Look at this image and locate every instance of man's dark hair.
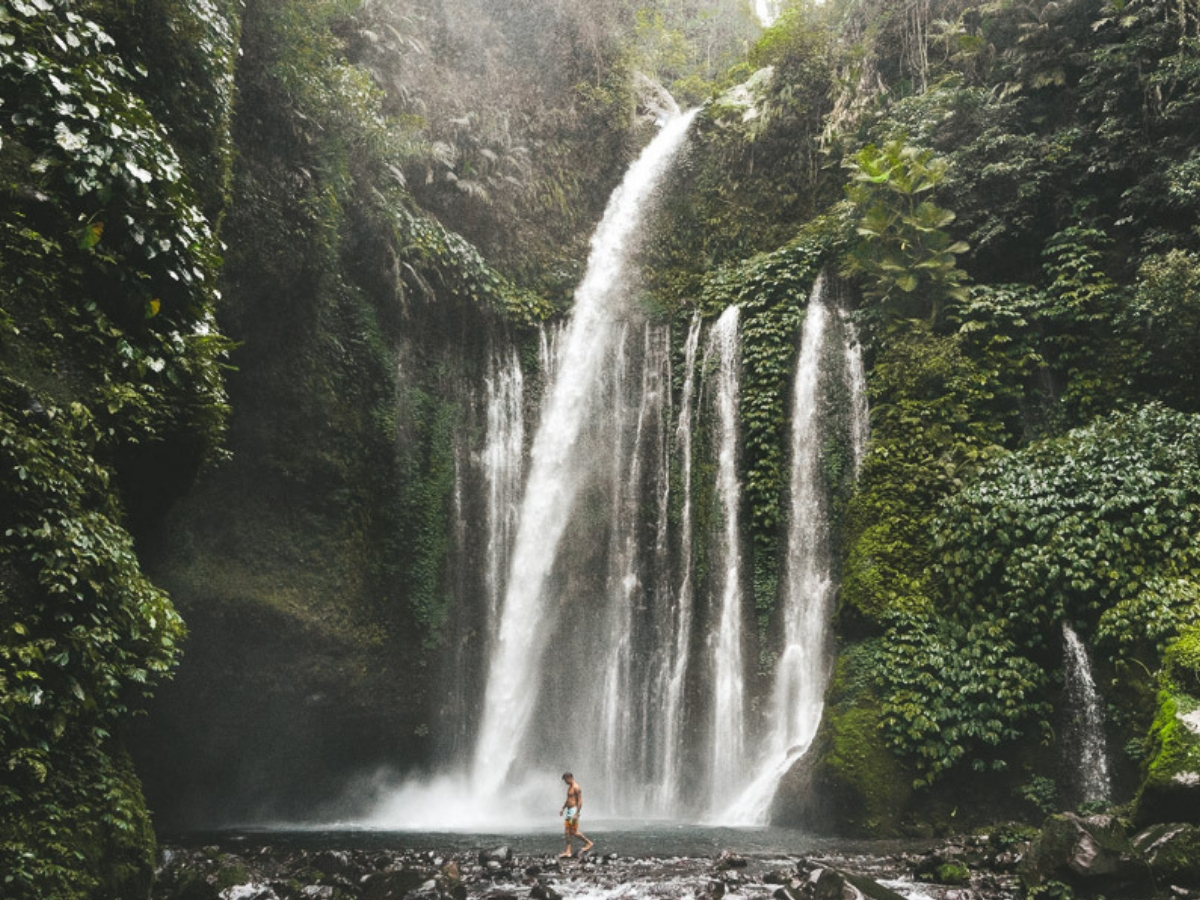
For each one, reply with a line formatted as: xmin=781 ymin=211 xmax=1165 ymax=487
xmin=562 ymin=772 xmax=573 ymax=781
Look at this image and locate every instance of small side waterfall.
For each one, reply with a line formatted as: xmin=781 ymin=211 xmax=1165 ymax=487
xmin=705 ymin=305 xmax=748 ymax=812
xmin=726 ymin=275 xmax=869 ymax=825
xmin=1063 ymin=622 xmax=1112 ymax=805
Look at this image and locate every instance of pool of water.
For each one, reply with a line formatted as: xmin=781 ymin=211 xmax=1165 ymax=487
xmin=163 ymin=822 xmax=931 ymax=862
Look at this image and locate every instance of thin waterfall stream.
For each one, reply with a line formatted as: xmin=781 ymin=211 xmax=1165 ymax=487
xmin=726 ymin=275 xmax=868 ymax=825
xmin=1063 ymin=622 xmax=1112 ymax=805
xmin=705 ymin=305 xmax=748 ymax=814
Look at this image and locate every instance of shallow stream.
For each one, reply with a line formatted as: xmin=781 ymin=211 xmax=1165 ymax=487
xmin=156 ymin=825 xmax=1020 ymax=900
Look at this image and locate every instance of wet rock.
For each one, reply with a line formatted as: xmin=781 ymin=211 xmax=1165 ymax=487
xmin=361 ymin=868 xmax=431 ymax=900
xmin=701 ymin=879 xmax=726 ymax=900
xmin=154 ymin=867 xmax=222 ymax=900
xmin=913 ymin=850 xmax=971 ymax=887
xmin=300 ymin=887 xmax=335 ymax=900
xmin=529 ymin=879 xmax=562 ymax=900
xmin=715 ymin=850 xmax=749 ymax=871
xmin=807 ymin=866 xmax=846 ymax=900
xmin=219 ymin=886 xmax=279 ymax=900
xmin=1133 ymin=822 xmax=1200 ymax=888
xmin=773 ymin=888 xmax=797 ymax=900
xmin=1135 ymin=689 xmax=1200 ymax=827
xmin=839 ymin=871 xmax=909 ymax=900
xmin=312 ymin=850 xmax=352 ymax=877
xmin=1020 ymin=813 xmax=1154 ymax=897
xmin=480 ymin=846 xmax=512 ymax=866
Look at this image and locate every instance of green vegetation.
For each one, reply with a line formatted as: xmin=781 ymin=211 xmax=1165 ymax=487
xmin=1 ymin=0 xmax=233 ymax=893
xmin=6 ymin=0 xmax=1200 ymax=884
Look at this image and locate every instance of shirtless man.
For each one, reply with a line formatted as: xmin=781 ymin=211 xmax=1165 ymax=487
xmin=558 ymin=772 xmax=593 ymax=858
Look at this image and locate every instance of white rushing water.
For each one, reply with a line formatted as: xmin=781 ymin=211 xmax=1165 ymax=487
xmin=754 ymin=0 xmax=782 ymax=27
xmin=725 ymin=275 xmax=869 ymax=825
xmin=369 ymin=130 xmax=878 ymax=831
xmin=593 ymin=324 xmax=671 ymax=812
xmin=705 ymin=305 xmax=748 ymax=812
xmin=651 ymin=313 xmax=703 ymax=812
xmin=1062 ymin=622 xmax=1111 ymax=804
xmin=470 ymin=109 xmax=699 ymax=803
xmin=482 ymin=346 xmax=525 ymax=632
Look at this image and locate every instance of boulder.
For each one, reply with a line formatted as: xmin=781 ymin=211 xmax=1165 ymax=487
xmin=361 ymin=869 xmax=430 ymax=900
xmin=1135 ymin=689 xmax=1200 ymax=827
xmin=807 ymin=867 xmax=846 ymax=900
xmin=1020 ymin=813 xmax=1154 ymax=897
xmin=1133 ymin=823 xmax=1200 ymax=888
xmin=714 ymin=850 xmax=749 ymax=870
xmin=479 ymin=846 xmax=512 ymax=866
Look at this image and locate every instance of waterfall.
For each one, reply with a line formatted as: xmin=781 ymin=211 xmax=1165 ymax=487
xmin=469 ymin=109 xmax=699 ymax=802
xmin=590 ymin=324 xmax=672 ymax=813
xmin=705 ymin=305 xmax=748 ymax=811
xmin=482 ymin=346 xmax=525 ymax=632
xmin=651 ymin=313 xmax=703 ymax=812
xmin=754 ymin=0 xmax=781 ymax=27
xmin=725 ymin=275 xmax=869 ymax=825
xmin=1063 ymin=622 xmax=1112 ymax=805
xmin=841 ymin=306 xmax=870 ymax=473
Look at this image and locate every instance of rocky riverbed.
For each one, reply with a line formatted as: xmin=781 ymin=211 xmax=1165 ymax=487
xmin=152 ymin=832 xmax=1027 ymax=900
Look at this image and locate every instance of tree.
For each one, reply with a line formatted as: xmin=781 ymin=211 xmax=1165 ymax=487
xmin=840 ymin=137 xmax=970 ymax=326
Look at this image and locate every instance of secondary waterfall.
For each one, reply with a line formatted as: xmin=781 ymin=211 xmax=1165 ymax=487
xmin=1063 ymin=622 xmax=1112 ymax=805
xmin=482 ymin=346 xmax=526 ymax=632
xmin=651 ymin=313 xmax=703 ymax=812
xmin=725 ymin=275 xmax=869 ymax=825
xmin=705 ymin=305 xmax=747 ymax=812
xmin=469 ymin=109 xmax=699 ymax=804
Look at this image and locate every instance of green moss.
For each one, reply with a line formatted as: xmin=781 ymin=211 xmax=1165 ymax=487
xmin=1143 ymin=690 xmax=1200 ymax=787
xmin=215 ymin=858 xmax=251 ymax=889
xmin=1165 ymin=622 xmax=1200 ymax=694
xmin=933 ymin=862 xmax=971 ymax=886
xmin=820 ymin=699 xmax=912 ymax=836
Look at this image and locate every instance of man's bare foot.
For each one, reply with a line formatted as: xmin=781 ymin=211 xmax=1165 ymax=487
xmin=582 ymin=841 xmax=594 ymax=853
xmin=558 ymin=851 xmax=572 ymax=858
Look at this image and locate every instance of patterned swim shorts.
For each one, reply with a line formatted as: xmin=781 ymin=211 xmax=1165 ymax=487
xmin=564 ymin=807 xmax=578 ymax=834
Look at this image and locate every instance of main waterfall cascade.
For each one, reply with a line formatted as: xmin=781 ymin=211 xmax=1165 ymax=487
xmin=368 ymin=112 xmax=870 ymax=828
xmin=1062 ymin=623 xmax=1112 ymax=805
xmin=468 ymin=107 xmax=701 ymax=812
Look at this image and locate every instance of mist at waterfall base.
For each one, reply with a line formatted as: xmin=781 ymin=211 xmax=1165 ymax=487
xmin=310 ymin=112 xmax=868 ymax=835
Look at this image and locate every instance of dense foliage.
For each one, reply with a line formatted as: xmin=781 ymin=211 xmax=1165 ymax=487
xmin=5 ymin=0 xmax=1200 ymax=882
xmin=1 ymin=0 xmax=235 ymax=894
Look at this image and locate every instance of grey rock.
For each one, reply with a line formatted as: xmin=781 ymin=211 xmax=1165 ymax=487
xmin=1021 ymin=813 xmax=1154 ymax=896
